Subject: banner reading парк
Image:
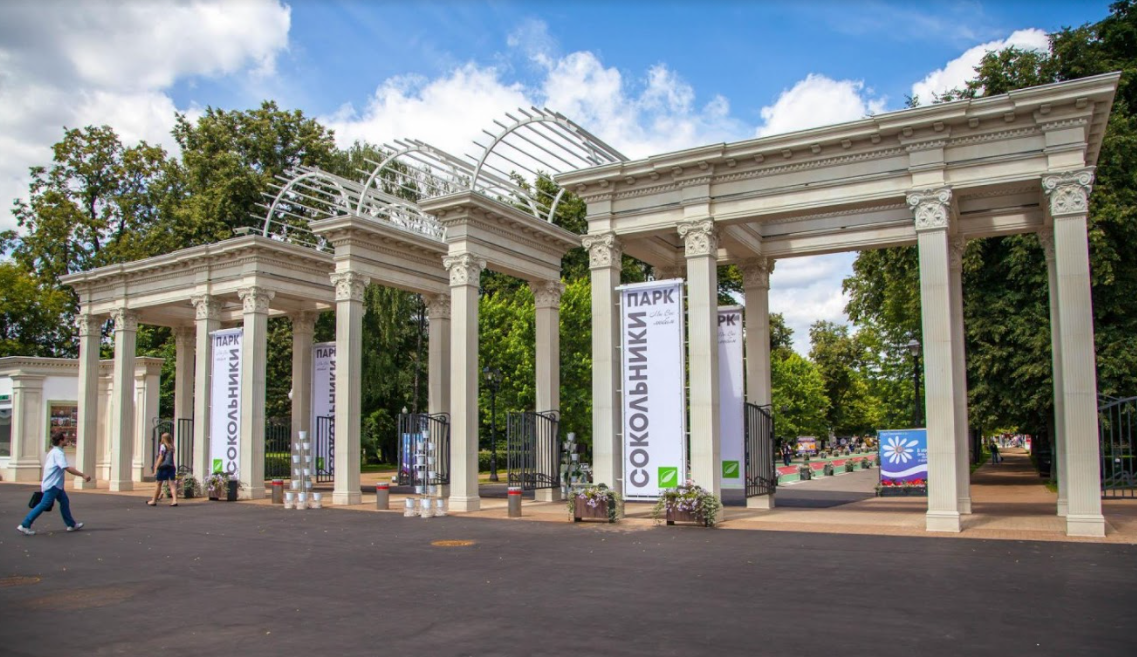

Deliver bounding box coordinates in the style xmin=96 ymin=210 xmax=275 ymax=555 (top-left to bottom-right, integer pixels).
xmin=618 ymin=279 xmax=687 ymax=501
xmin=210 ymin=328 xmax=243 ymax=475
xmin=311 ymin=342 xmax=335 ymax=475
xmin=717 ymin=306 xmax=745 ymax=497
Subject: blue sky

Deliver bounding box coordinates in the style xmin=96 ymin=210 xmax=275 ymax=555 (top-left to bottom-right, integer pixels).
xmin=0 ymin=0 xmax=1115 ymax=351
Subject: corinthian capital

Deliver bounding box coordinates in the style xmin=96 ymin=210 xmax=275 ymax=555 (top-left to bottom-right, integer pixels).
xmin=75 ymin=313 xmax=103 ymax=338
xmin=530 ymin=280 xmax=566 ymax=309
xmin=425 ymin=293 xmax=451 ymax=320
xmin=443 ymin=254 xmax=486 ymax=287
xmin=1042 ymin=168 xmax=1094 ymax=217
xmin=581 ymin=232 xmax=623 ymax=269
xmin=906 ymin=187 xmax=952 ymax=232
xmin=948 ymin=236 xmax=966 ymax=271
xmin=173 ymin=326 xmax=196 ymax=348
xmin=740 ymin=257 xmax=775 ymax=289
xmin=330 ymin=271 xmax=368 ymax=302
xmin=678 ymin=219 xmax=719 ymax=257
xmin=191 ymin=295 xmax=221 ymax=321
xmin=1037 ymin=228 xmax=1055 ymax=264
xmin=290 ymin=311 xmax=317 ymax=337
xmin=111 ymin=307 xmax=139 ymax=333
xmin=238 ymin=286 xmax=275 ymax=314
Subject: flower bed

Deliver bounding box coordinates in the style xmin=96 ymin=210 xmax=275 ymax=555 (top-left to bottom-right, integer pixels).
xmin=876 ymin=478 xmax=927 ymax=496
xmin=653 ymin=482 xmax=721 ymax=527
xmin=567 ymin=484 xmax=621 ymax=523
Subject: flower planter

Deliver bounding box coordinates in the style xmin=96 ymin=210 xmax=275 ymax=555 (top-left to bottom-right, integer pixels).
xmin=877 ymin=486 xmax=928 ymax=497
xmin=573 ymin=497 xmax=614 ymax=523
xmin=665 ymin=507 xmax=709 ymax=527
xmin=226 ymin=480 xmax=239 ymax=501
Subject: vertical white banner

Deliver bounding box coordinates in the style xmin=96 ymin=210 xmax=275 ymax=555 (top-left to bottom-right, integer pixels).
xmin=718 ymin=306 xmax=745 ymax=492
xmin=618 ymin=279 xmax=687 ymax=500
xmin=210 ymin=328 xmax=243 ymax=475
xmin=311 ymin=342 xmax=336 ymax=473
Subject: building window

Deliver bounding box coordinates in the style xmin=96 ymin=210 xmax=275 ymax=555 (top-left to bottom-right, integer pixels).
xmin=0 ymin=407 xmax=11 ymax=458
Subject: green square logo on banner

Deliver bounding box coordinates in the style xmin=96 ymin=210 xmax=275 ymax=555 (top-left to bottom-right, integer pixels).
xmin=212 ymin=458 xmax=223 ymax=474
xmin=722 ymin=460 xmax=740 ymax=479
xmin=658 ymin=466 xmax=679 ymax=488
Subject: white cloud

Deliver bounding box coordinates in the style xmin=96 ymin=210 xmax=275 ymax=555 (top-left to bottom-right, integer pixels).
xmin=0 ymin=0 xmax=291 ymax=231
xmin=910 ymin=28 xmax=1049 ymax=102
xmin=769 ymin=253 xmax=859 ymax=355
xmin=756 ymin=74 xmax=887 ymax=138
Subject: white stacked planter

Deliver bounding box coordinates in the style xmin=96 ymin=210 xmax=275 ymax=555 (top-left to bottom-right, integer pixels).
xmin=291 ymin=430 xmax=315 ymax=510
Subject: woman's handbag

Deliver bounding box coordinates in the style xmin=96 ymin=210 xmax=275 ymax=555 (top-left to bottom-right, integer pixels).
xmin=28 ymin=491 xmax=54 ymax=512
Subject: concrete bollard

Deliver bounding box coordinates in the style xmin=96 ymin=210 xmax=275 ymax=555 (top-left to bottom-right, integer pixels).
xmin=271 ymin=479 xmax=284 ymax=504
xmin=375 ymin=483 xmax=389 ymax=510
xmin=508 ymin=486 xmax=523 ymax=518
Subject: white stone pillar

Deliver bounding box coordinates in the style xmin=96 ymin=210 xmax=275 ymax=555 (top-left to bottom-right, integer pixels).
xmin=680 ymin=219 xmax=722 ymax=498
xmin=331 ymin=272 xmax=367 ymax=505
xmin=532 ymin=279 xmax=565 ymax=503
xmin=1038 ymin=228 xmax=1068 ymax=516
xmin=173 ymin=326 xmax=195 ymax=422
xmin=290 ymin=312 xmax=316 ymax=444
xmin=97 ymin=371 xmax=112 ymax=481
xmin=8 ymin=374 xmax=45 ymax=482
xmin=238 ymin=286 xmax=273 ymax=499
xmin=741 ymin=258 xmax=774 ymax=509
xmin=582 ymin=233 xmax=623 ymax=492
xmin=426 ymin=294 xmax=451 ymax=417
xmin=109 ymin=308 xmax=138 ymax=491
xmin=132 ymin=364 xmax=147 ymax=481
xmin=191 ymin=296 xmax=220 ymax=478
xmin=908 ymin=188 xmax=962 ymax=532
xmin=445 ymin=254 xmax=486 ymax=512
xmin=948 ymin=236 xmax=972 ymax=514
xmin=74 ymin=314 xmax=102 ymax=489
xmin=1043 ymin=169 xmax=1105 ymax=537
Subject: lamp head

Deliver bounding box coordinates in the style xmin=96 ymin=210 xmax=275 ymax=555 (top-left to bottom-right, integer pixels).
xmin=907 ymin=338 xmax=921 ymax=356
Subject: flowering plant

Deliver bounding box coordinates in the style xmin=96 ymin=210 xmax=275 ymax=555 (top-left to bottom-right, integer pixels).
xmin=652 ymin=481 xmax=722 ymax=527
xmin=206 ymin=472 xmax=238 ymax=498
xmin=567 ymin=483 xmax=621 ymax=522
xmin=877 ymin=478 xmax=926 ymax=494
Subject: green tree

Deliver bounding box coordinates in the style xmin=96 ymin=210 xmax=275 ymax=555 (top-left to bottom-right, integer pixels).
xmin=0 ymin=263 xmax=74 ymax=357
xmin=808 ymin=321 xmax=882 ymax=435
xmin=770 ymin=351 xmax=830 ymax=440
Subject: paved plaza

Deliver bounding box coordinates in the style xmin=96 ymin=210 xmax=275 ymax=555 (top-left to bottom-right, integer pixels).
xmin=2 ymin=471 xmax=1136 ymax=657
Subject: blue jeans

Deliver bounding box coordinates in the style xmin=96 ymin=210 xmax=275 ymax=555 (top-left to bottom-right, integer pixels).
xmin=22 ymin=487 xmax=77 ymax=529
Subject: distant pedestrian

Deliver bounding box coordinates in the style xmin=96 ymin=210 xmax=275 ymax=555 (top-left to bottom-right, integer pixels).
xmin=148 ymin=432 xmax=178 ymax=507
xmin=990 ymin=440 xmax=1001 ymax=464
xmin=17 ymin=432 xmax=91 ymax=536
xmin=781 ymin=443 xmax=792 ymax=467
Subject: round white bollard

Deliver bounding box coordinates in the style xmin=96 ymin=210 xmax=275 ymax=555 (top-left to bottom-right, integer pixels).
xmin=297 ymin=492 xmax=308 ymax=510
xmin=420 ymin=498 xmax=433 ymax=519
xmin=403 ymin=497 xmax=416 ymax=517
xmin=311 ymin=492 xmax=323 ymax=509
xmin=434 ymin=498 xmax=446 ymax=517
xmin=283 ymin=492 xmax=295 ymax=509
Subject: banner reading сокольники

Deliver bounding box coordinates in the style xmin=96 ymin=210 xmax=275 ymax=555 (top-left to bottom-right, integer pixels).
xmin=718 ymin=306 xmax=745 ymax=495
xmin=618 ymin=279 xmax=687 ymax=501
xmin=312 ymin=342 xmax=335 ymax=474
xmin=210 ymin=328 xmax=243 ymax=475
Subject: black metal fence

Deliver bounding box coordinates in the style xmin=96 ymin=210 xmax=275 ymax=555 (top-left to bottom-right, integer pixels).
xmin=506 ymin=411 xmax=560 ymax=491
xmin=315 ymin=415 xmax=334 ymax=483
xmin=150 ymin=417 xmax=194 ymax=472
xmin=397 ymin=413 xmax=450 ymax=487
xmin=744 ymin=403 xmax=776 ymax=497
xmin=264 ymin=419 xmax=291 ymax=479
xmin=1099 ymin=395 xmax=1137 ymax=498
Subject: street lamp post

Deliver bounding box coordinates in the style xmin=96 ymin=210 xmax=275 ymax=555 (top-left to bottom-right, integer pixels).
xmin=907 ymin=338 xmax=922 ymax=427
xmin=483 ymin=367 xmax=503 ymax=482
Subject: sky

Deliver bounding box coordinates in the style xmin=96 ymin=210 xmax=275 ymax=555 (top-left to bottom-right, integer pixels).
xmin=0 ymin=0 xmax=1115 ymax=353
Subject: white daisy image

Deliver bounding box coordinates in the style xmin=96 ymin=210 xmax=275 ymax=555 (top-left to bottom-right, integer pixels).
xmin=884 ymin=436 xmax=919 ymax=465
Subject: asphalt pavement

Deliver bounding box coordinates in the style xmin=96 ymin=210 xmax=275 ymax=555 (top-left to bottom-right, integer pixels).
xmin=1 ymin=483 xmax=1134 ymax=657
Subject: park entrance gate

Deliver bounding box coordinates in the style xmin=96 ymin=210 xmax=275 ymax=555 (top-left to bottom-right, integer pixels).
xmin=506 ymin=411 xmax=560 ymax=491
xmin=315 ymin=416 xmax=334 ymax=484
xmin=1099 ymin=395 xmax=1137 ymax=498
xmin=397 ymin=413 xmax=450 ymax=488
xmin=744 ymin=403 xmax=776 ymax=498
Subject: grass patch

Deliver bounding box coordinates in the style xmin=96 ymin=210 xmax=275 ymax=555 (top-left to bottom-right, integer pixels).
xmin=1044 ymin=480 xmax=1058 ymax=493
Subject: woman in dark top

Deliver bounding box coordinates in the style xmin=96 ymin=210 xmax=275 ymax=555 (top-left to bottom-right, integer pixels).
xmin=148 ymin=432 xmax=178 ymax=506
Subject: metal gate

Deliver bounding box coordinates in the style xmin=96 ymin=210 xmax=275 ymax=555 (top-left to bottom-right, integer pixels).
xmin=1099 ymin=395 xmax=1137 ymax=498
xmin=315 ymin=416 xmax=334 ymax=483
xmin=744 ymin=403 xmax=777 ymax=497
xmin=264 ymin=419 xmax=291 ymax=479
xmin=506 ymin=411 xmax=560 ymax=491
xmin=151 ymin=418 xmax=194 ymax=472
xmin=397 ymin=413 xmax=450 ymax=487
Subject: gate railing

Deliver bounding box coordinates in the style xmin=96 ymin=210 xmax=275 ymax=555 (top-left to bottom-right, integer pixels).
xmin=315 ymin=416 xmax=334 ymax=483
xmin=151 ymin=417 xmax=194 ymax=472
xmin=264 ymin=419 xmax=291 ymax=479
xmin=506 ymin=410 xmax=560 ymax=491
xmin=744 ymin=403 xmax=777 ymax=497
xmin=397 ymin=413 xmax=450 ymax=487
xmin=1099 ymin=395 xmax=1137 ymax=498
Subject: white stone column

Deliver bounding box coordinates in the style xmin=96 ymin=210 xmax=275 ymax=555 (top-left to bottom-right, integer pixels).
xmin=426 ymin=294 xmax=451 ymax=416
xmin=741 ymin=258 xmax=774 ymax=509
xmin=331 ymin=272 xmax=367 ymax=505
xmin=1043 ymin=169 xmax=1105 ymax=537
xmin=948 ymin=236 xmax=972 ymax=514
xmin=8 ymin=374 xmax=45 ymax=482
xmin=1038 ymin=228 xmax=1068 ymax=516
xmin=532 ymin=279 xmax=565 ymax=503
xmin=238 ymin=286 xmax=273 ymax=499
xmin=74 ymin=313 xmax=102 ymax=489
xmin=680 ymin=219 xmax=722 ymax=498
xmin=132 ymin=364 xmax=147 ymax=481
xmin=290 ymin=312 xmax=316 ymax=444
xmin=97 ymin=371 xmax=112 ymax=481
xmin=445 ymin=253 xmax=486 ymax=512
xmin=173 ymin=326 xmax=195 ymax=422
xmin=908 ymin=188 xmax=962 ymax=532
xmin=109 ymin=308 xmax=138 ymax=491
xmin=191 ymin=296 xmax=220 ymax=478
xmin=582 ymin=233 xmax=623 ymax=492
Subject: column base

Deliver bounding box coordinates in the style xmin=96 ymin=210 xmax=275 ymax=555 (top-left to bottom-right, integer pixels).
xmin=534 ymin=488 xmax=562 ymax=503
xmin=447 ymin=495 xmax=481 ymax=513
xmin=1057 ymin=499 xmax=1068 ymax=517
xmin=1066 ymin=514 xmax=1105 ymax=538
xmin=333 ymin=491 xmax=362 ymax=506
xmin=8 ymin=461 xmax=43 ymax=483
xmin=958 ymin=497 xmax=972 ymax=515
xmin=240 ymin=487 xmax=267 ymax=500
xmin=109 ymin=480 xmax=134 ymax=492
xmin=746 ymin=494 xmax=775 ymax=510
xmin=925 ymin=511 xmax=962 ymax=533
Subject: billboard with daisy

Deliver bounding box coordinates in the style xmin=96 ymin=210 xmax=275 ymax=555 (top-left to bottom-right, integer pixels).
xmin=878 ymin=429 xmax=928 ymax=484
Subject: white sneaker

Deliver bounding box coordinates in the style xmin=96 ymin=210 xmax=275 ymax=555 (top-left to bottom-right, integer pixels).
xmin=66 ymin=523 xmax=84 ymax=532
xmin=16 ymin=525 xmax=35 ymax=536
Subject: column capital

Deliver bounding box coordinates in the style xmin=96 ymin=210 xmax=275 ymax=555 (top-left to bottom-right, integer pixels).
xmin=678 ymin=219 xmax=719 ymax=257
xmin=111 ymin=307 xmax=139 ymax=333
xmin=238 ymin=286 xmax=275 ymax=314
xmin=330 ymin=271 xmax=369 ymax=302
xmin=191 ymin=295 xmax=221 ymax=321
xmin=581 ymin=232 xmax=623 ymax=269
xmin=443 ymin=253 xmax=486 ymax=287
xmin=906 ymin=187 xmax=953 ymax=232
xmin=75 ymin=313 xmax=103 ymax=338
xmin=425 ymin=293 xmax=451 ymax=320
xmin=530 ymin=280 xmax=566 ymax=309
xmin=1042 ymin=168 xmax=1094 ymax=217
xmin=173 ymin=325 xmax=195 ymax=348
xmin=1037 ymin=228 xmax=1056 ymax=264
xmin=653 ymin=265 xmax=685 ymax=281
xmin=289 ymin=311 xmax=317 ymax=336
xmin=948 ymin=235 xmax=966 ymax=271
xmin=740 ymin=257 xmax=775 ymax=289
